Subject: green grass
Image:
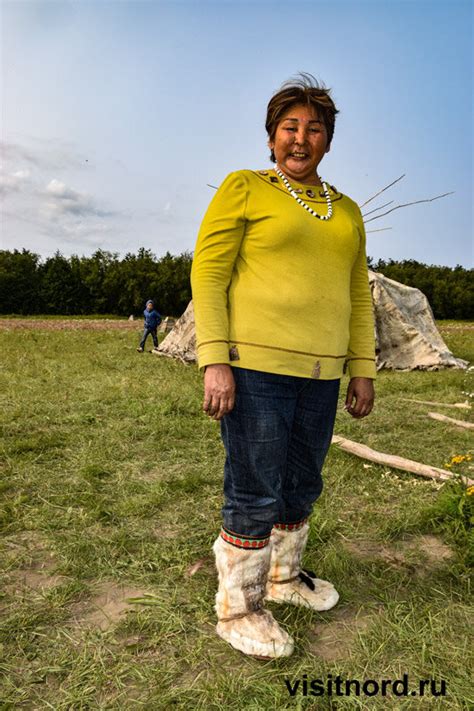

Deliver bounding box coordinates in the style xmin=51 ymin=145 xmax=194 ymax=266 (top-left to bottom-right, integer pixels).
xmin=0 ymin=322 xmax=473 ymax=709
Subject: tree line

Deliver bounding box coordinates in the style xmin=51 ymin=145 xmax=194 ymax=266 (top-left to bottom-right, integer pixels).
xmin=0 ymin=248 xmax=472 ymax=319
xmin=366 ymin=257 xmax=473 ymax=320
xmin=0 ymin=248 xmax=193 ymax=318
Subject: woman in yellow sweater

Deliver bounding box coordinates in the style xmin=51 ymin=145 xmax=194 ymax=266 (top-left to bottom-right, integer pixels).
xmin=190 ymin=74 xmax=376 ymax=659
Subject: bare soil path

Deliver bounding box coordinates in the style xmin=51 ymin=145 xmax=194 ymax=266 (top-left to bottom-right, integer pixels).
xmin=0 ymin=318 xmax=137 ymax=331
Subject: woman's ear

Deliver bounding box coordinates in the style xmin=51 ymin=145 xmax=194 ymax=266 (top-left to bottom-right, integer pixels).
xmin=268 ymin=137 xmax=276 ymax=163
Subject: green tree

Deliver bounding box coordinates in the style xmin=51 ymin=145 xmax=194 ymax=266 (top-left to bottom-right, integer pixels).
xmin=0 ymin=249 xmax=42 ymax=314
xmin=79 ymin=250 xmax=120 ymax=313
xmin=39 ymin=251 xmax=83 ymax=314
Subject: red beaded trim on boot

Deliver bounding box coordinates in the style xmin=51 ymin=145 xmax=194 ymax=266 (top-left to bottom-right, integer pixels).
xmin=220 ymin=527 xmax=271 ymax=549
xmin=273 ymin=517 xmax=308 ymax=532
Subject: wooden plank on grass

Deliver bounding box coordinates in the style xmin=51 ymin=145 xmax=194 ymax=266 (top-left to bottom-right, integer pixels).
xmin=427 ymin=412 xmax=474 ymax=430
xmin=331 ymin=435 xmax=474 ymax=487
xmin=401 ymin=398 xmax=471 ymax=410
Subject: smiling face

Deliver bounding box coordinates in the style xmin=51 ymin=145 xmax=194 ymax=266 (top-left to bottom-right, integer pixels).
xmin=268 ymin=103 xmax=330 ymax=186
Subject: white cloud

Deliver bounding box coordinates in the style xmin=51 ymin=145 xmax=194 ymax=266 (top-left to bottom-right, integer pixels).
xmin=36 ymin=214 xmax=131 ymax=252
xmin=1 ymin=138 xmax=170 ymax=257
xmin=1 ymin=139 xmax=86 ymax=171
xmin=41 ymin=178 xmax=117 ymax=220
xmin=0 ymin=168 xmax=31 ymax=196
xmin=2 ymin=138 xmax=125 ymax=254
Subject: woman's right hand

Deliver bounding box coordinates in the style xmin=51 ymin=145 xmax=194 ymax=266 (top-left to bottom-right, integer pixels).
xmin=203 ymin=364 xmax=236 ymax=420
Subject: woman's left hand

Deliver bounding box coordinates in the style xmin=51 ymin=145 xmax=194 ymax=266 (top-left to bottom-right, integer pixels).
xmin=344 ymin=377 xmax=375 ymax=418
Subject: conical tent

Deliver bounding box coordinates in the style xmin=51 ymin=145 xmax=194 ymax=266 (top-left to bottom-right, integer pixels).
xmin=153 ymin=271 xmax=468 ymax=372
xmin=368 ymin=271 xmax=468 ymax=371
xmin=152 ymin=300 xmax=196 ymax=364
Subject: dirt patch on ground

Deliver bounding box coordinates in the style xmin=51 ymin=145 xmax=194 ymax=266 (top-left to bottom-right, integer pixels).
xmin=342 ymin=534 xmax=454 ymax=575
xmin=0 ymin=318 xmax=138 ymax=331
xmin=69 ymin=582 xmax=150 ymax=631
xmin=5 ymin=548 xmax=152 ymax=633
xmin=3 ymin=531 xmax=70 ymax=593
xmin=307 ymin=605 xmax=380 ymax=661
xmin=4 ymin=529 xmax=51 ymax=553
xmin=7 ymin=565 xmax=71 ymax=594
xmin=3 ymin=533 xmax=149 ymax=633
xmin=409 ymin=533 xmax=455 ymax=562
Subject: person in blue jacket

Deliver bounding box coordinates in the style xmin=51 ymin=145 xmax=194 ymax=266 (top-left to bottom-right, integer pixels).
xmin=137 ymin=299 xmax=163 ymax=352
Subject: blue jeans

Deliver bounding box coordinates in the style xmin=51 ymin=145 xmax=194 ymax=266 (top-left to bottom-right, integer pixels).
xmin=139 ymin=327 xmax=158 ymax=348
xmin=219 ymin=367 xmax=340 ymax=539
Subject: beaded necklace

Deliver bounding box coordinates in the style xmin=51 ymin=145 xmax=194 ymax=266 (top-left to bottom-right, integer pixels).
xmin=274 ymin=165 xmax=333 ymax=221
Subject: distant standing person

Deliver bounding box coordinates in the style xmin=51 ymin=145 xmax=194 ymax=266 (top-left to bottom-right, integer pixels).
xmin=137 ymin=299 xmax=162 ymax=352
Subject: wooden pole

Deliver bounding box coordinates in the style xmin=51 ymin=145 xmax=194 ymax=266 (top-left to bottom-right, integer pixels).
xmin=427 ymin=412 xmax=474 ymax=430
xmin=331 ymin=435 xmax=473 ymax=487
xmin=401 ymin=398 xmax=471 ymax=410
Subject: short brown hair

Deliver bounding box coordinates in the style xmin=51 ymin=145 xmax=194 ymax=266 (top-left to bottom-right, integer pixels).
xmin=265 ymin=73 xmax=340 ymax=162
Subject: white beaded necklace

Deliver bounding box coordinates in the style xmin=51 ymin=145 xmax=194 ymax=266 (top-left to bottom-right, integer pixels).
xmin=274 ymin=165 xmax=333 ymax=221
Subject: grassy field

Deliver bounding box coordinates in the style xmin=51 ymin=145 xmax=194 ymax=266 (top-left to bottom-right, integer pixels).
xmin=0 ymin=320 xmax=473 ymax=710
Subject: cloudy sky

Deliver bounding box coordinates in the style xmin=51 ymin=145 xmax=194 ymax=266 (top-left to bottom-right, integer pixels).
xmin=1 ymin=0 xmax=472 ymax=267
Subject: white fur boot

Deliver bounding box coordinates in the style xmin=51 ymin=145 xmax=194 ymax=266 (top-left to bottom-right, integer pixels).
xmin=213 ymin=534 xmax=294 ymax=658
xmin=265 ymin=521 xmax=339 ymax=611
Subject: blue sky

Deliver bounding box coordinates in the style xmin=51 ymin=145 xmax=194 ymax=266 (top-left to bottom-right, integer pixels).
xmin=1 ymin=0 xmax=472 ymax=267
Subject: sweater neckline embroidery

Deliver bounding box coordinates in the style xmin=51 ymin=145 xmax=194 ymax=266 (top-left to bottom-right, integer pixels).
xmin=253 ymin=169 xmax=341 ymax=202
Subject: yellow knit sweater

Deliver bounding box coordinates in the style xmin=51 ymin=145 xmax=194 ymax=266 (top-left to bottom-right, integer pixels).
xmin=190 ymin=169 xmax=377 ymax=380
